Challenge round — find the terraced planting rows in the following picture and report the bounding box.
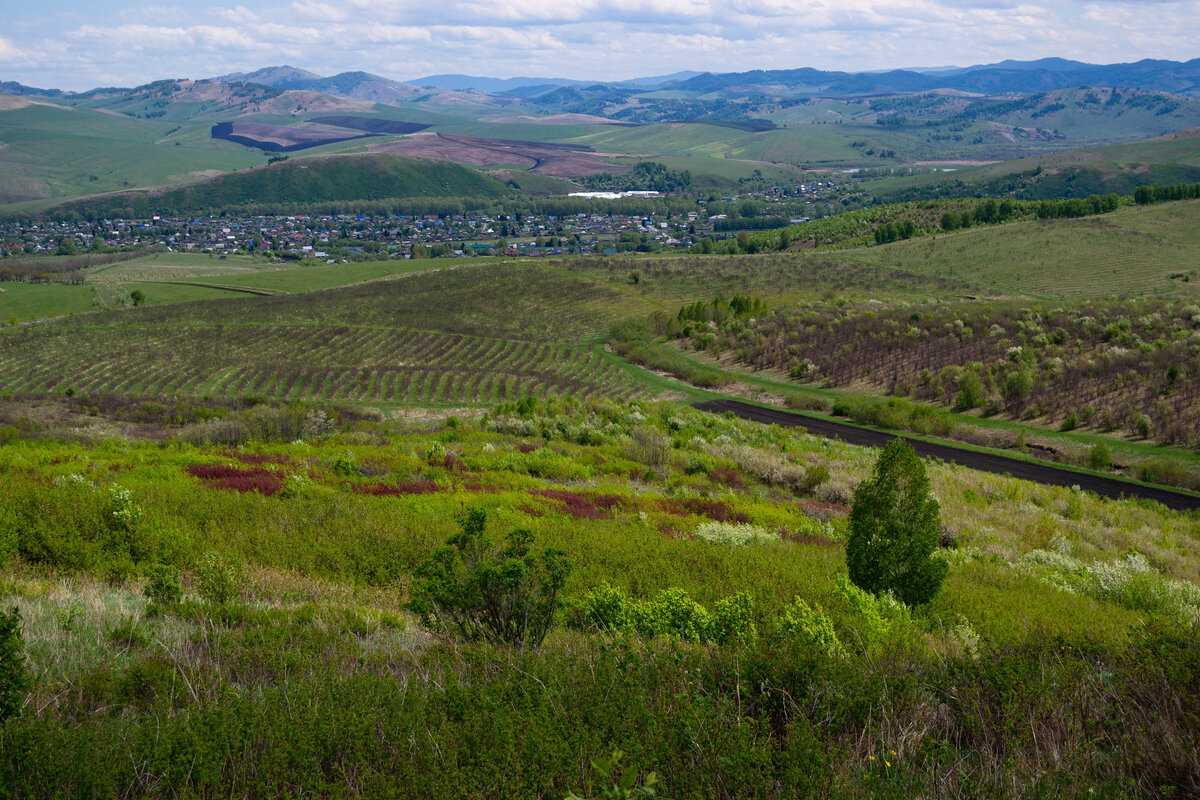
[0,323,647,405]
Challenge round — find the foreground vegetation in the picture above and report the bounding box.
[1,397,1198,797]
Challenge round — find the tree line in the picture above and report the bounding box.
[1134,182,1200,205]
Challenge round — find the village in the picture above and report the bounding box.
[0,179,849,266]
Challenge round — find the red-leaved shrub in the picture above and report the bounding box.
[356,481,441,497]
[657,497,749,524]
[186,463,284,496]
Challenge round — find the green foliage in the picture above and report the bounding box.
[846,440,947,605]
[409,509,572,648]
[582,582,632,632]
[831,396,955,437]
[954,370,984,410]
[329,449,358,477]
[777,597,845,659]
[582,584,756,645]
[710,592,757,646]
[1134,181,1200,205]
[835,574,911,643]
[630,587,711,642]
[1087,441,1113,471]
[583,160,691,193]
[566,749,660,800]
[143,564,183,606]
[196,551,245,605]
[0,606,27,724]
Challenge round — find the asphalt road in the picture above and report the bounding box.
[694,398,1200,512]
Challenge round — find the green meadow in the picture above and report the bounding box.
[1,395,1198,797]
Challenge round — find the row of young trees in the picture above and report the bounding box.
[679,297,1200,448]
[1133,182,1200,205]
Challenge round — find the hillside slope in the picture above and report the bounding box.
[45,153,512,217]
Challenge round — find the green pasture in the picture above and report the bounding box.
[0,103,265,209]
[832,201,1200,299]
[0,283,94,322]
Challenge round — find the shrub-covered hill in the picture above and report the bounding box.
[47,153,511,219]
[0,397,1198,797]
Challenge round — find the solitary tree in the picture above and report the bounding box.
[846,439,947,605]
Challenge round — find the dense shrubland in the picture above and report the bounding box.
[0,398,1198,796]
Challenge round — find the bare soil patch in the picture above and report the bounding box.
[370,132,627,178]
[211,121,376,152]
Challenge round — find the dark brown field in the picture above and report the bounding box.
[371,132,629,177]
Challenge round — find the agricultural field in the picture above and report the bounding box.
[88,253,440,295]
[1,398,1198,796]
[0,263,658,411]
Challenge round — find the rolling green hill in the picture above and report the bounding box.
[0,98,266,208]
[831,199,1200,299]
[862,128,1200,201]
[44,154,512,218]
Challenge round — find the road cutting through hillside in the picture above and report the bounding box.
[695,398,1200,512]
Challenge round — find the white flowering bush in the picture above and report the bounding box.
[951,615,982,662]
[106,485,142,532]
[1017,549,1200,622]
[695,522,776,546]
[53,473,95,491]
[279,474,312,499]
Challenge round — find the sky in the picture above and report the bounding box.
[2,0,1198,91]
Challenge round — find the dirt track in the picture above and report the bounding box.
[695,399,1200,512]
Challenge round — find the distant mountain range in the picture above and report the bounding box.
[662,58,1200,99]
[405,71,705,93]
[6,59,1200,105]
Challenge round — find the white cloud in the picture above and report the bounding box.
[0,37,24,63]
[2,0,1198,90]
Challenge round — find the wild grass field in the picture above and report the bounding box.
[0,397,1197,797]
[831,200,1200,299]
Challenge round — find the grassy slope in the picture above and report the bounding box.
[0,399,1198,796]
[53,153,512,217]
[862,129,1200,200]
[0,102,265,208]
[830,201,1200,299]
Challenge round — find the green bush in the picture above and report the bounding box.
[0,606,28,724]
[710,592,756,646]
[409,509,572,648]
[583,582,632,632]
[143,564,183,606]
[1087,441,1112,471]
[777,597,844,659]
[196,552,246,605]
[631,587,711,642]
[846,439,947,605]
